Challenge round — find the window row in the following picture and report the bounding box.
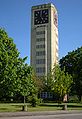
[36,51,45,56]
[36,44,45,49]
[40,92,53,99]
[36,67,45,73]
[36,59,45,64]
[36,38,45,42]
[36,31,45,35]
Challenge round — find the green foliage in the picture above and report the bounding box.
[51,65,73,101]
[0,28,19,98]
[28,94,40,107]
[0,28,38,104]
[60,47,82,101]
[31,75,44,94]
[16,61,38,104]
[43,73,54,92]
[68,95,79,103]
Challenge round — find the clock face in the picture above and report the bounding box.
[34,9,49,25]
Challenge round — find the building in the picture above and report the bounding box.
[31,3,58,77]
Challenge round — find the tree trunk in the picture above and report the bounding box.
[22,105,27,111]
[62,94,67,110]
[22,96,27,111]
[78,95,82,102]
[24,96,25,105]
[62,103,67,110]
[63,94,67,102]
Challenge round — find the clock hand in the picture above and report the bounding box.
[40,10,42,17]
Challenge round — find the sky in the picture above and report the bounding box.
[0,0,82,64]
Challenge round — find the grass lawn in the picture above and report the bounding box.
[0,103,82,112]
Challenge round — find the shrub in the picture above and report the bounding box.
[28,94,40,107]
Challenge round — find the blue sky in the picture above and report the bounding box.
[0,0,82,64]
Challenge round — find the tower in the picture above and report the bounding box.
[31,3,58,77]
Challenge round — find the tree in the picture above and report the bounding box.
[0,28,19,100]
[32,75,45,98]
[15,58,38,110]
[0,28,38,109]
[60,47,82,101]
[42,73,54,94]
[51,65,73,102]
[51,65,73,110]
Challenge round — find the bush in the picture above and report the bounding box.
[28,94,41,107]
[68,95,79,103]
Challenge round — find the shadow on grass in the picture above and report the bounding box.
[40,103,82,108]
[67,105,82,108]
[0,108,8,111]
[40,103,62,107]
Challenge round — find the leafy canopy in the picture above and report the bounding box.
[60,47,82,100]
[51,65,73,99]
[0,28,37,101]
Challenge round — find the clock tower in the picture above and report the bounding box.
[31,3,58,77]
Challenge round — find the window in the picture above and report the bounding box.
[36,44,45,49]
[36,51,45,56]
[36,38,45,42]
[36,31,45,35]
[36,59,45,64]
[40,92,47,98]
[36,67,45,73]
[40,92,53,99]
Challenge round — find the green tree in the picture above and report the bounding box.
[43,73,54,93]
[0,28,19,100]
[60,47,82,101]
[15,57,38,109]
[33,75,45,98]
[0,28,38,107]
[51,65,73,102]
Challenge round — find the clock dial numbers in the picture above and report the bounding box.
[34,10,41,24]
[34,9,49,25]
[42,9,48,17]
[42,9,48,23]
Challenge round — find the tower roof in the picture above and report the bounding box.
[32,3,57,12]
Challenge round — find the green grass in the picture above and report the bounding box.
[0,103,23,112]
[0,103,82,112]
